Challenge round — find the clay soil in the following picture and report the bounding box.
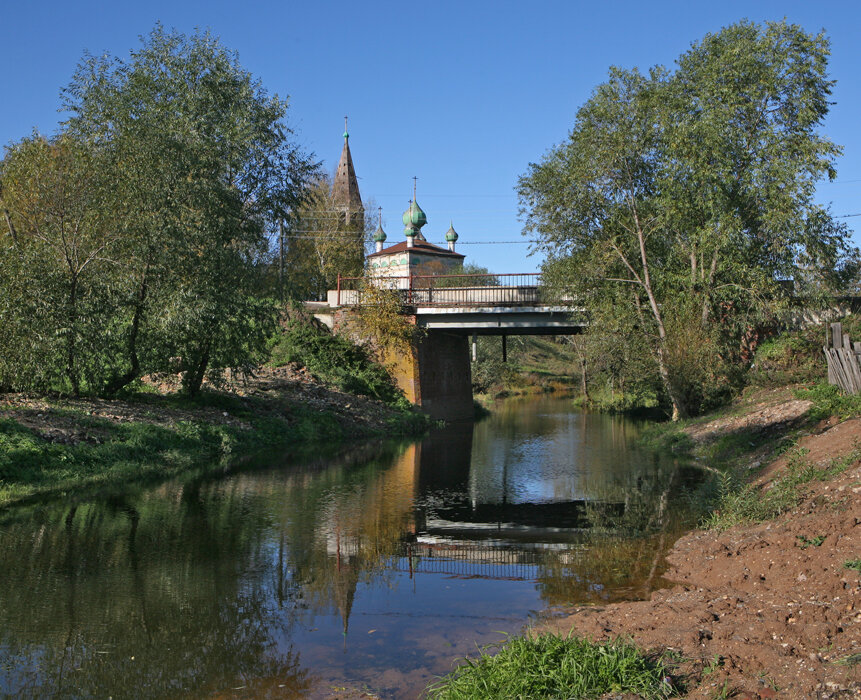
[541,393,861,699]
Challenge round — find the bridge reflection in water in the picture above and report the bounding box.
[398,541,586,581]
[316,405,707,616]
[0,398,710,699]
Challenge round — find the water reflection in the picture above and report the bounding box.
[0,397,710,698]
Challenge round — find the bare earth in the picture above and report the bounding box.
[541,395,861,699]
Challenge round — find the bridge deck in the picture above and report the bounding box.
[325,273,584,334]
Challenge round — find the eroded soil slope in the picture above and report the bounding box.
[542,407,861,699]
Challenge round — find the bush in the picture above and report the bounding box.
[268,321,405,406]
[749,327,825,387]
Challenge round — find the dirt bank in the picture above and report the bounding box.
[0,363,422,445]
[540,393,861,699]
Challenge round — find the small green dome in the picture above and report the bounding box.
[404,225,417,237]
[445,223,459,242]
[343,131,349,139]
[402,200,427,229]
[373,224,387,242]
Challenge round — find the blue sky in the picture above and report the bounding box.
[2,0,860,273]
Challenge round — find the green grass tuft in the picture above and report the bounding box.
[844,559,861,573]
[705,445,861,531]
[795,382,861,422]
[426,633,675,699]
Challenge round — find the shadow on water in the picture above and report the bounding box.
[0,396,715,698]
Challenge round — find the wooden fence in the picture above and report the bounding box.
[825,322,861,394]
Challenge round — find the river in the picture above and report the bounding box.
[0,396,709,698]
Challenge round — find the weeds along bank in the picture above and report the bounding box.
[0,321,431,509]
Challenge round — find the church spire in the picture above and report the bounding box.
[332,116,363,216]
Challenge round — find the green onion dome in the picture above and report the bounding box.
[445,223,459,242]
[373,224,387,243]
[402,200,427,229]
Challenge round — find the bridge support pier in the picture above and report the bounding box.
[387,331,474,422]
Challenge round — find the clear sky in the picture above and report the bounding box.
[2,0,859,273]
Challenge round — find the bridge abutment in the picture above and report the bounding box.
[386,331,474,422]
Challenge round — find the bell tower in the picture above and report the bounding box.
[332,116,364,230]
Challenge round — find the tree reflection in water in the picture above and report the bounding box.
[0,397,710,697]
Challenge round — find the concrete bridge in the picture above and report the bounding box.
[310,273,585,421]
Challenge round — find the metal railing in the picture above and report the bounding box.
[335,273,544,308]
[394,541,580,581]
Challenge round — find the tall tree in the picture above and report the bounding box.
[518,20,858,419]
[284,177,367,301]
[0,134,120,394]
[61,25,318,394]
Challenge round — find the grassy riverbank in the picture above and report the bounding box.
[0,370,431,509]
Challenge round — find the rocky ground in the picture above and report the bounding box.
[0,363,418,444]
[540,391,861,699]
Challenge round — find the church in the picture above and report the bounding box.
[331,123,465,282]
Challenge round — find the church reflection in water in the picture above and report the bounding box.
[0,399,709,697]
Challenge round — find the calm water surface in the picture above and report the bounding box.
[0,397,709,698]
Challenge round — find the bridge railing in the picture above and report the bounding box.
[334,272,545,307]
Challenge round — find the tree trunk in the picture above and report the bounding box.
[579,355,590,404]
[182,342,211,396]
[655,342,687,421]
[66,274,80,396]
[2,207,19,246]
[104,272,149,396]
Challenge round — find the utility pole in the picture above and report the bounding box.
[278,220,285,304]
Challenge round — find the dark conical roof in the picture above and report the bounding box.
[332,129,363,212]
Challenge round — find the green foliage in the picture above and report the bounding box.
[416,262,498,288]
[750,330,824,387]
[283,177,367,301]
[426,634,675,699]
[843,559,861,573]
[0,25,316,397]
[796,534,825,549]
[268,320,406,405]
[470,336,519,394]
[795,382,861,421]
[0,134,120,394]
[705,445,860,530]
[352,280,425,355]
[518,20,858,419]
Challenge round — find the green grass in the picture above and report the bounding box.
[795,382,861,421]
[0,392,429,508]
[426,634,675,699]
[844,559,861,573]
[704,445,861,531]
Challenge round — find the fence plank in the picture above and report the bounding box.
[832,323,844,350]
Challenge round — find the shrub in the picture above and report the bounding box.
[268,320,405,406]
